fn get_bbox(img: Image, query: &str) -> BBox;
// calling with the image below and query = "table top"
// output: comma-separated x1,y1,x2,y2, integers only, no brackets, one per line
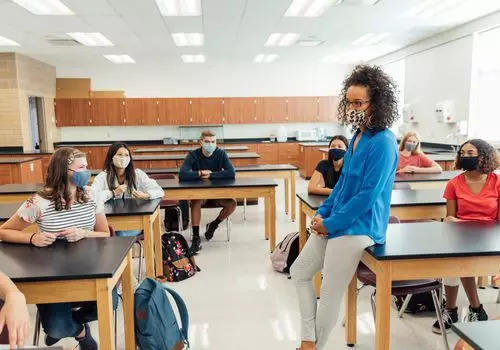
395,171,462,182
90,163,298,176
0,183,42,194
367,221,500,260
134,146,249,153
158,178,277,189
0,237,135,282
0,157,40,164
297,189,445,210
452,320,500,350
134,152,260,161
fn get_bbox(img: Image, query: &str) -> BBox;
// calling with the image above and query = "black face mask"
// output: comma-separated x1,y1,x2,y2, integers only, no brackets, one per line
329,148,346,162
459,156,479,171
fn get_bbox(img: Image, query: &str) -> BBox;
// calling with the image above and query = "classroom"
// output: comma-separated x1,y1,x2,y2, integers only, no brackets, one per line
1,0,500,349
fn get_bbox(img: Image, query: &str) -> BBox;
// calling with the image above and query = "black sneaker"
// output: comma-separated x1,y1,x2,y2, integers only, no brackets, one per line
191,235,202,254
45,334,60,346
76,323,98,350
205,221,219,241
466,304,488,322
432,307,458,334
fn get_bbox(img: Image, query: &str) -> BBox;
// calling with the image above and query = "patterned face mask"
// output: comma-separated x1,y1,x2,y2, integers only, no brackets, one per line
344,110,367,131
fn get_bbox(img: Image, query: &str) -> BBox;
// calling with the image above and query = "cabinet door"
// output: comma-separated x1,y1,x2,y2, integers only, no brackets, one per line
223,98,256,124
54,99,73,127
71,99,91,126
256,97,287,123
91,98,123,126
142,98,160,125
318,96,338,122
288,97,318,123
257,143,279,164
123,98,144,126
191,98,223,124
158,98,190,125
278,143,299,166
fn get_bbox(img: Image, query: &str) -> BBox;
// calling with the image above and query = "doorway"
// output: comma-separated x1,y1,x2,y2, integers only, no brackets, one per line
28,96,44,153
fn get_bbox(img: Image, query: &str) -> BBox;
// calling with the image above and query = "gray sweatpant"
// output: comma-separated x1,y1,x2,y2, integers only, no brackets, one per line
290,234,372,349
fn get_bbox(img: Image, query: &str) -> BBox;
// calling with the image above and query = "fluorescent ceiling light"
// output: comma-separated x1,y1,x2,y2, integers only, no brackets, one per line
181,54,206,63
351,33,390,46
104,55,135,64
67,32,113,46
254,54,278,63
155,0,202,16
0,35,20,46
296,39,324,47
172,33,204,46
265,33,300,46
10,0,74,15
284,0,343,17
406,0,470,19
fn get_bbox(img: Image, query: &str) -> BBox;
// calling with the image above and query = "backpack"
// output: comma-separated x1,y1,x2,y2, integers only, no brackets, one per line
162,232,200,282
164,200,190,232
135,278,189,350
271,231,300,273
394,293,445,314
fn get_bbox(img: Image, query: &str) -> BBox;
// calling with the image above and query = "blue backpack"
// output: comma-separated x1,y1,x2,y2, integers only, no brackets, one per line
135,278,190,349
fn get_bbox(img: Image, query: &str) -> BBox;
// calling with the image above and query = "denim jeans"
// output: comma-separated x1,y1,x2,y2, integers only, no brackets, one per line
37,288,119,339
116,229,142,237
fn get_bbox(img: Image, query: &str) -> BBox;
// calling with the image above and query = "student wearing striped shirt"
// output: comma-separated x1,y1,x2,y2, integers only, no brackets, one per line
0,147,114,350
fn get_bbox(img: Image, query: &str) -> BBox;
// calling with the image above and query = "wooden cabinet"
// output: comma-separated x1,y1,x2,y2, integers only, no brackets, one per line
0,159,43,185
223,98,256,124
158,98,190,125
278,143,299,167
54,99,73,127
91,98,124,126
256,97,287,123
123,98,143,125
299,145,325,179
78,146,107,170
143,99,160,125
256,143,279,164
71,99,91,126
288,97,318,123
190,98,223,124
318,96,338,122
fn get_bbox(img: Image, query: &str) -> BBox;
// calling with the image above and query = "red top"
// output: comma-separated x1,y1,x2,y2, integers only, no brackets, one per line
397,153,434,170
443,173,500,221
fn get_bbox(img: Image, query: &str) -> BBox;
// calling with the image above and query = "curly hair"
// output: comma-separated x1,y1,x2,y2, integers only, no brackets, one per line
338,64,400,130
455,139,499,173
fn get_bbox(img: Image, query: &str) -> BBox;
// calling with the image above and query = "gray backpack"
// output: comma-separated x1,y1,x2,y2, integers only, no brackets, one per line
271,232,300,273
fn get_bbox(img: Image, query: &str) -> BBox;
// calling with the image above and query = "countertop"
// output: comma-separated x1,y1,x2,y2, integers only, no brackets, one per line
0,157,41,164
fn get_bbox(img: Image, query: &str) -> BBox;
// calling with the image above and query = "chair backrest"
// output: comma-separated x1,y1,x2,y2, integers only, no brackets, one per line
389,216,400,224
109,225,116,237
149,173,176,180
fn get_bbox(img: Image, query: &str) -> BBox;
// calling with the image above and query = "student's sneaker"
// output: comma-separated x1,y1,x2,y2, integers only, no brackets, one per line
466,304,488,322
205,221,219,241
45,334,61,346
432,307,458,334
76,323,98,350
191,235,202,254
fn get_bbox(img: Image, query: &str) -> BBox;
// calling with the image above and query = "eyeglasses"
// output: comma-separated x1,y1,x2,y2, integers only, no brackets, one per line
346,100,370,109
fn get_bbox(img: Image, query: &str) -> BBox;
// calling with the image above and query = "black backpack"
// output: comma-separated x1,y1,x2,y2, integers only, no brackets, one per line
394,293,445,314
161,232,200,282
164,200,190,232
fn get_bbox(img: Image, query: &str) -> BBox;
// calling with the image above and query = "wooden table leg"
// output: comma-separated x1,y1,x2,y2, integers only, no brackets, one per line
264,195,270,241
478,276,488,289
314,272,321,298
345,274,358,346
375,263,392,350
493,276,500,288
152,210,163,277
121,251,136,350
270,188,277,252
284,178,290,216
96,279,115,350
299,201,307,251
291,171,296,222
143,215,155,278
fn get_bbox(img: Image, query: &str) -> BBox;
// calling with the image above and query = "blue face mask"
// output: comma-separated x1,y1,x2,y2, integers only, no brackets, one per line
202,142,216,155
70,169,91,188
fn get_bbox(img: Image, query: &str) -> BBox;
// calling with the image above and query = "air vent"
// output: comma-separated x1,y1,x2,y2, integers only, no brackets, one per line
45,38,81,46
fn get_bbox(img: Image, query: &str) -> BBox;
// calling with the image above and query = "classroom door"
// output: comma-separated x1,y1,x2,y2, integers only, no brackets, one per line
28,96,42,152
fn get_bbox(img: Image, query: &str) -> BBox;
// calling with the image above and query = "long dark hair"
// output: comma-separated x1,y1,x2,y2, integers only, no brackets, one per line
325,135,349,188
455,139,499,174
104,142,137,195
39,147,88,211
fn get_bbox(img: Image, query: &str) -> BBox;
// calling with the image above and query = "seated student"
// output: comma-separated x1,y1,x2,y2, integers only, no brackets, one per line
179,130,236,253
92,142,164,236
432,139,499,335
397,131,442,173
0,271,29,347
0,147,116,349
308,135,348,195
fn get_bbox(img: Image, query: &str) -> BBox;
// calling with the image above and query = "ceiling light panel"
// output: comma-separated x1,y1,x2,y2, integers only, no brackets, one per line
104,55,135,64
181,54,206,63
351,33,390,46
284,0,343,17
155,0,202,16
172,33,204,46
254,54,278,63
406,0,470,19
265,33,300,46
0,35,20,46
296,39,324,47
10,0,74,15
67,32,113,46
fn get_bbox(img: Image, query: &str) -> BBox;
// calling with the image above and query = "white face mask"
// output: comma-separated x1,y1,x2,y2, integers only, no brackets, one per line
113,155,130,169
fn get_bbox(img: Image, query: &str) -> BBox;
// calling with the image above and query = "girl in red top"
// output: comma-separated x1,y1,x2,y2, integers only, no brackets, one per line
432,139,500,335
397,132,442,173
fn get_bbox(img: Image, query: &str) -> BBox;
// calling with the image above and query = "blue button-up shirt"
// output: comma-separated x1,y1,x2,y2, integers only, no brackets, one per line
316,128,398,244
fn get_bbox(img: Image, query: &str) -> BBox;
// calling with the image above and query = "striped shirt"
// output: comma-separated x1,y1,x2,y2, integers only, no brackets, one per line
17,187,104,234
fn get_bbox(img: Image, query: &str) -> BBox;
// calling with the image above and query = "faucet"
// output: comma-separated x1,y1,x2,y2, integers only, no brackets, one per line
445,132,459,152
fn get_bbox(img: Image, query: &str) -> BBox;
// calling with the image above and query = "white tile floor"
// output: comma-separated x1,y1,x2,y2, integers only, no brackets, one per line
27,176,500,349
